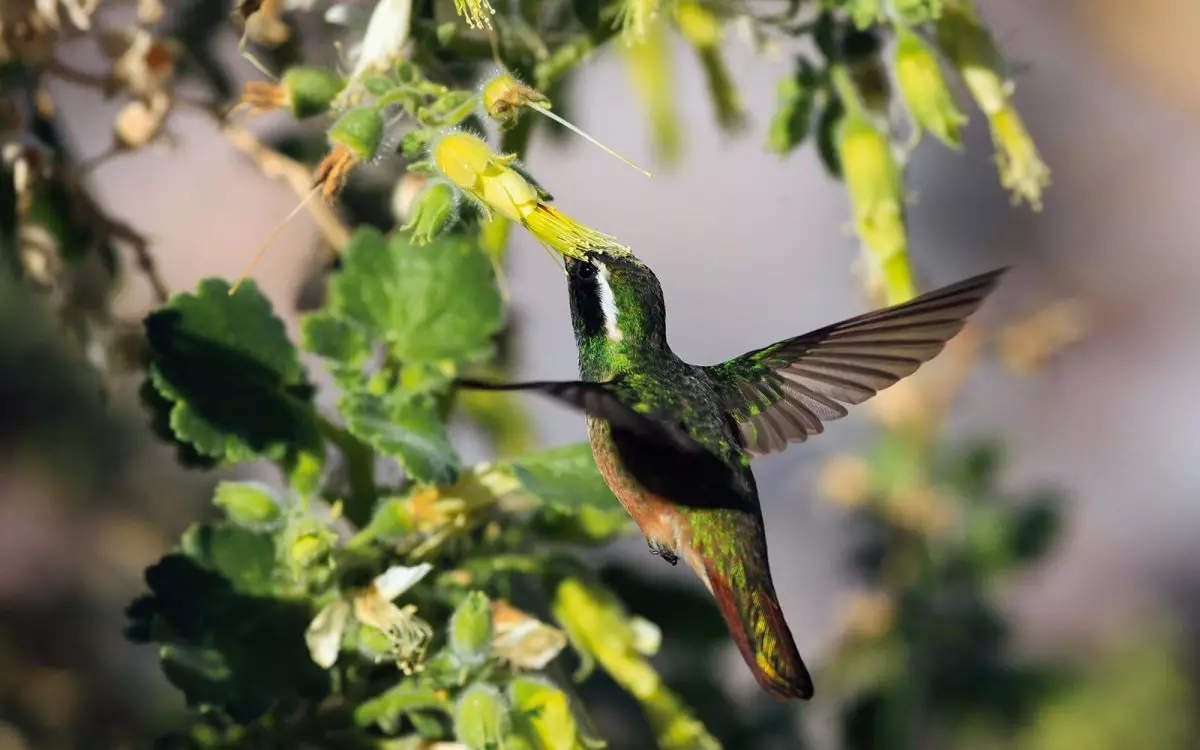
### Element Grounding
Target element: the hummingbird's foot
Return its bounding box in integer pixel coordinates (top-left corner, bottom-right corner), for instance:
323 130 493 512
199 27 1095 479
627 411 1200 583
647 539 679 566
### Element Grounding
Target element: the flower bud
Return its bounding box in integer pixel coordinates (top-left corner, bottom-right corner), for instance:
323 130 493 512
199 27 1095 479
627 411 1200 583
328 105 384 163
282 66 345 118
449 591 493 667
455 684 510 749
894 28 967 149
401 179 459 245
481 73 548 129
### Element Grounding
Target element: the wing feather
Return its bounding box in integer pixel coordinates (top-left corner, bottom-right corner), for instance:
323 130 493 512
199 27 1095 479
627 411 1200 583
708 269 1005 456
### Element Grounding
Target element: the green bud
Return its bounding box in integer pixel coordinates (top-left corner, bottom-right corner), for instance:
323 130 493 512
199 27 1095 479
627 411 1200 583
449 591 493 667
213 481 283 530
328 106 385 162
287 518 338 569
281 66 346 119
363 75 394 96
766 59 817 156
455 684 510 750
894 28 967 149
437 22 458 46
401 180 459 245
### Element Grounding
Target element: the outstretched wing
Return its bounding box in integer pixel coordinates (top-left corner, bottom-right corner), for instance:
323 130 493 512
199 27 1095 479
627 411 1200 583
454 377 708 455
707 269 1006 456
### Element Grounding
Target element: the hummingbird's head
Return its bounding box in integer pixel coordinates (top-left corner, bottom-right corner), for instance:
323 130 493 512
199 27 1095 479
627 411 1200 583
563 250 666 353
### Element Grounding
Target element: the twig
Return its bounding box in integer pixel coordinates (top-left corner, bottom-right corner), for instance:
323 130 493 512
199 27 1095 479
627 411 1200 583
218 122 352 252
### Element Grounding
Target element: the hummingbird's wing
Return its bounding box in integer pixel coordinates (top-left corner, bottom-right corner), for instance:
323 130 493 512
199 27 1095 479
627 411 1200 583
706 269 1005 456
454 377 709 455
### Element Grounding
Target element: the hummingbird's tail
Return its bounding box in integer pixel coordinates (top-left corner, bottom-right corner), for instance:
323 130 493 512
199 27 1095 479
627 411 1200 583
697 553 814 700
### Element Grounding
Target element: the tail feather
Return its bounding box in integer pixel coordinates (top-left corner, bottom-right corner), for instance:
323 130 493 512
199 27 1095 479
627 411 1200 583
702 557 813 700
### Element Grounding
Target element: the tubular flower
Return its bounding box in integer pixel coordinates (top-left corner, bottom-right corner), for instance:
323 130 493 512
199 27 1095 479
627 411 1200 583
831 67 916 305
430 131 629 260
893 27 967 149
936 0 1049 208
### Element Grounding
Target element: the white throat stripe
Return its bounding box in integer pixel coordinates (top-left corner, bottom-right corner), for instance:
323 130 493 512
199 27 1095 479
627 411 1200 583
596 265 623 342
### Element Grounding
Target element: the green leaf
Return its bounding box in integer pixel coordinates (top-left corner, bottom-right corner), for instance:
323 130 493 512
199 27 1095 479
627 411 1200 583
143 278 321 464
342 390 461 486
503 443 621 512
301 310 370 366
213 481 285 531
530 505 631 545
449 591 493 667
767 59 817 156
328 227 502 365
355 682 453 734
127 522 329 722
455 683 511 750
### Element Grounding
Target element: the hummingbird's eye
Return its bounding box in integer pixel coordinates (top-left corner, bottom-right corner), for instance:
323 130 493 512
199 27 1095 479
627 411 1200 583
573 262 598 281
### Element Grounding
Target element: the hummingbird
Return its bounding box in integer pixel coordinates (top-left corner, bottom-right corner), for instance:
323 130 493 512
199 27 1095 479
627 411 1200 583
458 253 1005 700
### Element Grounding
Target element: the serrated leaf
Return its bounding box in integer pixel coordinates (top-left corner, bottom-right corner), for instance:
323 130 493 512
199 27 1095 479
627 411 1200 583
503 443 621 512
301 310 371 366
143 279 321 464
342 390 461 485
328 228 503 364
128 523 330 722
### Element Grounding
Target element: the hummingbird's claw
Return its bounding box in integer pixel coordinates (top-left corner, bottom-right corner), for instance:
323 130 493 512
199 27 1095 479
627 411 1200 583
647 539 679 566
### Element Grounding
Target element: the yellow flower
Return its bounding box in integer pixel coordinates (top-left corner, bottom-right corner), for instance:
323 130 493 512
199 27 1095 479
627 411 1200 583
937 0 1050 209
894 27 967 149
430 131 629 260
832 67 916 305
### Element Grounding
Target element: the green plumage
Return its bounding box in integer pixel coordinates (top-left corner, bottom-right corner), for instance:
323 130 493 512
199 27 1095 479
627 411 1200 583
457 252 1005 700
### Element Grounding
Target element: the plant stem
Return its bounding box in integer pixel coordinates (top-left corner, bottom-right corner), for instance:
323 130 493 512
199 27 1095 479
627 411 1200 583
319 416 378 526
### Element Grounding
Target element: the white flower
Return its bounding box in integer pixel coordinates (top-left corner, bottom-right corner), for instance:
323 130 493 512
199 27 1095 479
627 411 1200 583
305 562 433 670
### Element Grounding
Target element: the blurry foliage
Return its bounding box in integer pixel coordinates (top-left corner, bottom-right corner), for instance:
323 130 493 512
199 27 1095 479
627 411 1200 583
0 1 1196 749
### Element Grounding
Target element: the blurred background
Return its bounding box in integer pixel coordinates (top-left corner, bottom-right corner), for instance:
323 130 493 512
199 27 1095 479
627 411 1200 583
3 0 1200 747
